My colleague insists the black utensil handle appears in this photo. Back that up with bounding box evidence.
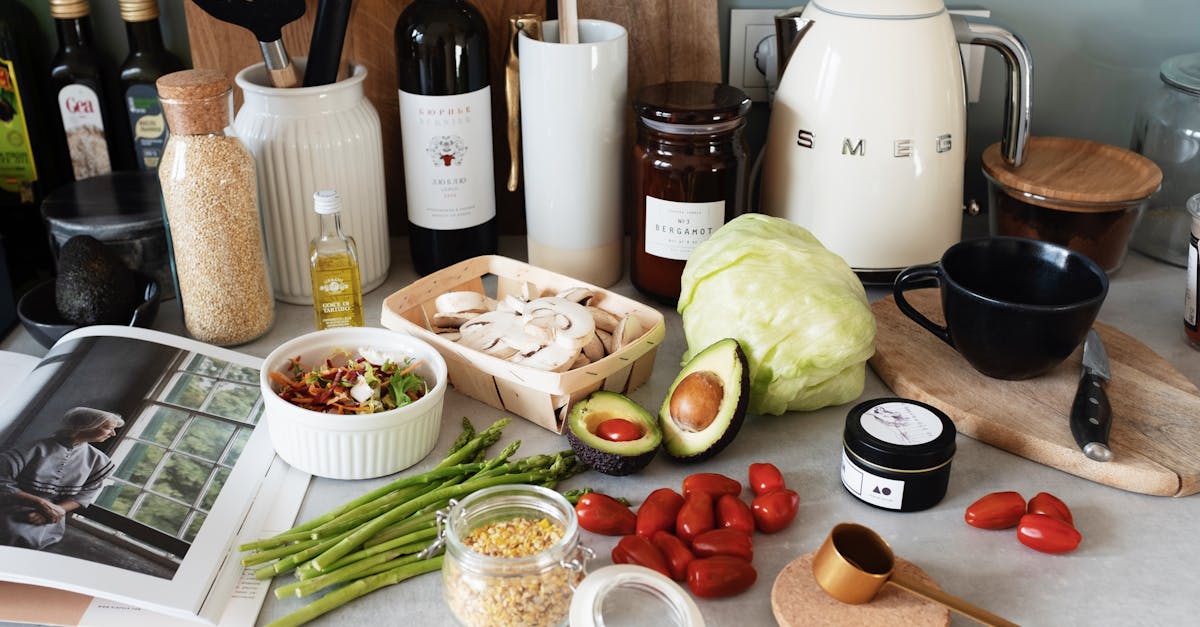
[1070,371,1112,461]
[304,0,354,87]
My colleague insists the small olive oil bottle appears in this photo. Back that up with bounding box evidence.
[309,190,364,329]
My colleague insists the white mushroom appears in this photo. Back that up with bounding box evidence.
[514,343,578,372]
[612,314,645,352]
[556,287,595,305]
[582,332,606,362]
[524,297,595,351]
[597,328,615,354]
[496,293,528,314]
[432,310,482,328]
[587,306,620,333]
[435,291,489,314]
[519,281,541,301]
[459,311,527,359]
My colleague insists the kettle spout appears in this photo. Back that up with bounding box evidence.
[775,8,814,83]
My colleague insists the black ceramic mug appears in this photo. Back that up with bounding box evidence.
[893,236,1109,380]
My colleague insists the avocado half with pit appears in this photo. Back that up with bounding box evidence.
[566,391,662,476]
[659,338,750,462]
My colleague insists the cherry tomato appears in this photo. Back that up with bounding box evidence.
[596,418,643,442]
[686,555,757,598]
[1017,513,1082,554]
[751,488,799,533]
[636,488,685,539]
[650,530,695,581]
[682,472,742,500]
[748,462,786,496]
[611,534,672,578]
[1027,492,1074,526]
[676,491,715,543]
[964,491,1027,530]
[715,493,755,535]
[691,528,754,562]
[575,492,636,536]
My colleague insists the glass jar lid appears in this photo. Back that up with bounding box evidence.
[1160,51,1200,96]
[634,81,751,127]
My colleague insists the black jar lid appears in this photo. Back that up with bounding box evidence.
[41,171,165,240]
[843,398,956,472]
[633,81,751,126]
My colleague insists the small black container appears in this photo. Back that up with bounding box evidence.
[841,397,957,512]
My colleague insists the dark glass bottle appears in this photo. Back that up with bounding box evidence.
[118,0,182,171]
[0,1,60,294]
[50,0,128,180]
[394,0,497,276]
[632,82,751,304]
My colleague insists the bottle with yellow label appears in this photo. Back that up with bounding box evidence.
[310,189,364,329]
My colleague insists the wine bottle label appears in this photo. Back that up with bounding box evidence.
[644,196,725,261]
[126,83,167,171]
[0,56,38,200]
[57,83,112,180]
[397,87,496,230]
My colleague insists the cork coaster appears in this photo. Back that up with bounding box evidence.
[771,553,950,627]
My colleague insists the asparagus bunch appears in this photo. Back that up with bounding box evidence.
[240,417,585,627]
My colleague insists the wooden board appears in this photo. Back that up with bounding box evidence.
[183,0,721,237]
[870,290,1200,497]
[772,553,950,627]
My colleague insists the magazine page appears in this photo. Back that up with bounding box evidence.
[0,325,305,623]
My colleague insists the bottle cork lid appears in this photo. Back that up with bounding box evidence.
[157,70,233,135]
[50,0,90,20]
[313,190,342,215]
[118,0,161,22]
[157,69,231,101]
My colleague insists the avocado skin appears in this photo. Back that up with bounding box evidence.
[55,235,139,325]
[660,339,751,463]
[566,391,661,476]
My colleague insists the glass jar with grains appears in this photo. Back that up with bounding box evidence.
[156,69,273,345]
[439,485,592,627]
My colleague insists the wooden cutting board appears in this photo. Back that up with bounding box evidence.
[870,290,1200,497]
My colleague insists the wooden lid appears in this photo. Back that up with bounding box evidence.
[771,552,950,627]
[156,69,231,101]
[982,136,1162,210]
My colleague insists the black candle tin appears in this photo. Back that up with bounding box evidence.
[840,397,957,512]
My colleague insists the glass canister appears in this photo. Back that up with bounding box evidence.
[1130,52,1200,267]
[632,81,750,304]
[157,69,274,345]
[440,485,592,627]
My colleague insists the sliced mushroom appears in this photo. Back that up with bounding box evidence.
[514,343,578,372]
[435,291,489,314]
[570,352,592,369]
[582,332,606,362]
[496,293,528,314]
[432,310,482,328]
[556,287,595,305]
[524,297,595,351]
[597,328,614,354]
[435,329,462,342]
[612,314,645,352]
[519,281,541,301]
[587,306,620,334]
[459,311,526,359]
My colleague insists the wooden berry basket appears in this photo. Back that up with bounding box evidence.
[380,255,666,433]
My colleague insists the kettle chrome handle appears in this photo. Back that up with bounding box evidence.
[953,15,1033,167]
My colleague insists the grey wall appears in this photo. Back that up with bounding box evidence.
[17,0,1200,203]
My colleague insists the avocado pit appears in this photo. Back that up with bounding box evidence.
[668,371,724,432]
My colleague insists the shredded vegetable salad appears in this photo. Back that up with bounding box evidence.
[270,349,428,414]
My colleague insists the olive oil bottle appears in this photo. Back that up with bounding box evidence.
[310,190,364,329]
[118,0,182,171]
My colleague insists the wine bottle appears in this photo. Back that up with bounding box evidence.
[50,0,126,180]
[118,0,183,171]
[0,1,60,294]
[394,0,497,275]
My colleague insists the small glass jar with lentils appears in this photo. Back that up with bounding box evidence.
[157,69,274,345]
[441,485,592,627]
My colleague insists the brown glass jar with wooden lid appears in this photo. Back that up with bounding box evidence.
[983,136,1162,273]
[632,82,751,305]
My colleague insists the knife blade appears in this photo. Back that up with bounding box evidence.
[1070,329,1113,462]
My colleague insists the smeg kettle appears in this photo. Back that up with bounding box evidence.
[760,0,1032,282]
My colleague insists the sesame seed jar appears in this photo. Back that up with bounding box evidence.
[440,485,592,627]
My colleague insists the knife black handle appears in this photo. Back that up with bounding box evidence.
[304,0,354,87]
[1070,371,1113,462]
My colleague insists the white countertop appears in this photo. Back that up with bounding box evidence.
[5,236,1198,627]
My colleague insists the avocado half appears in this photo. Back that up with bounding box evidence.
[566,391,662,476]
[659,338,750,462]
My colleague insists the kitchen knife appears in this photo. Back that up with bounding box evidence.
[1070,329,1113,462]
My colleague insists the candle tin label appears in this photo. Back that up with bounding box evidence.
[859,401,944,446]
[840,449,905,510]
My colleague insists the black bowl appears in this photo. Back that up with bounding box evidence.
[17,275,160,349]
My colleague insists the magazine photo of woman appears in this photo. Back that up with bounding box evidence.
[0,407,124,550]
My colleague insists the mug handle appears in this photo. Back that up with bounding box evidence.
[893,265,954,347]
[504,15,543,192]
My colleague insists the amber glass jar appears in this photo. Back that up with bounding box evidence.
[632,82,750,304]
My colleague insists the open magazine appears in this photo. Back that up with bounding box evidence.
[0,326,311,626]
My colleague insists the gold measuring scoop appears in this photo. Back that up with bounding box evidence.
[812,523,1019,627]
